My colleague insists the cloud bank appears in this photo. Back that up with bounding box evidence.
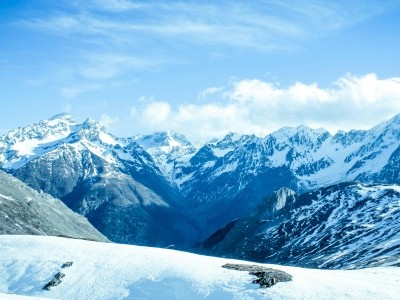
[130,73,400,141]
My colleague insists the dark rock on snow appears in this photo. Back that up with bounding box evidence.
[222,263,292,288]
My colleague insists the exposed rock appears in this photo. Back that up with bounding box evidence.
[43,272,65,290]
[222,263,292,288]
[61,261,73,268]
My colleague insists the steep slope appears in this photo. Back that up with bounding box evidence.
[203,183,400,269]
[0,114,199,247]
[1,235,399,299]
[0,170,107,242]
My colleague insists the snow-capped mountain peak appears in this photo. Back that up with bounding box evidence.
[132,131,199,182]
[133,131,193,152]
[47,112,75,123]
[0,113,77,169]
[74,118,114,144]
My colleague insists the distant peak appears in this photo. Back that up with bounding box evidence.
[48,113,74,122]
[270,125,330,141]
[81,118,106,132]
[385,113,400,127]
[215,132,248,144]
[134,131,192,149]
[224,132,242,141]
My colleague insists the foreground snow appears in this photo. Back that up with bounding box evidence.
[0,236,399,299]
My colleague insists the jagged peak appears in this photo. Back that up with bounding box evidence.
[48,112,74,122]
[267,124,331,146]
[271,125,329,138]
[224,132,242,140]
[368,113,400,137]
[133,131,192,149]
[1,113,76,143]
[81,118,105,131]
[211,132,255,147]
[383,112,400,126]
[44,113,76,128]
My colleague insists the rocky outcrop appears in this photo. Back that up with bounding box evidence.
[43,272,65,290]
[222,263,292,288]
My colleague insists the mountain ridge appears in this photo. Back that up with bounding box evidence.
[2,113,400,244]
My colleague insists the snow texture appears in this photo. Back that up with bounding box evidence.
[0,235,399,300]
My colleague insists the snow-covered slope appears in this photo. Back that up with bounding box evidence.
[0,235,399,300]
[202,182,400,269]
[0,170,107,242]
[0,114,199,247]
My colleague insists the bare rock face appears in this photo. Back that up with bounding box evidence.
[61,261,73,268]
[43,272,65,290]
[222,263,292,288]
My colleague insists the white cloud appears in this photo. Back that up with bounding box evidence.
[198,86,225,100]
[100,113,119,129]
[141,101,171,125]
[130,73,400,141]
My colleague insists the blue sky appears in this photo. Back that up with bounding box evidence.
[1,0,400,141]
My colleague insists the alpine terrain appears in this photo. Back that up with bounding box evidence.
[2,113,400,256]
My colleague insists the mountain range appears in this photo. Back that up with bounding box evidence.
[1,113,400,258]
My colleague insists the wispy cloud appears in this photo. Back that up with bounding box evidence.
[198,86,225,100]
[18,1,396,51]
[91,0,147,12]
[61,83,101,98]
[130,73,400,141]
[11,0,400,102]
[77,53,163,80]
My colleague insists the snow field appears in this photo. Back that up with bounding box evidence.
[0,235,399,299]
